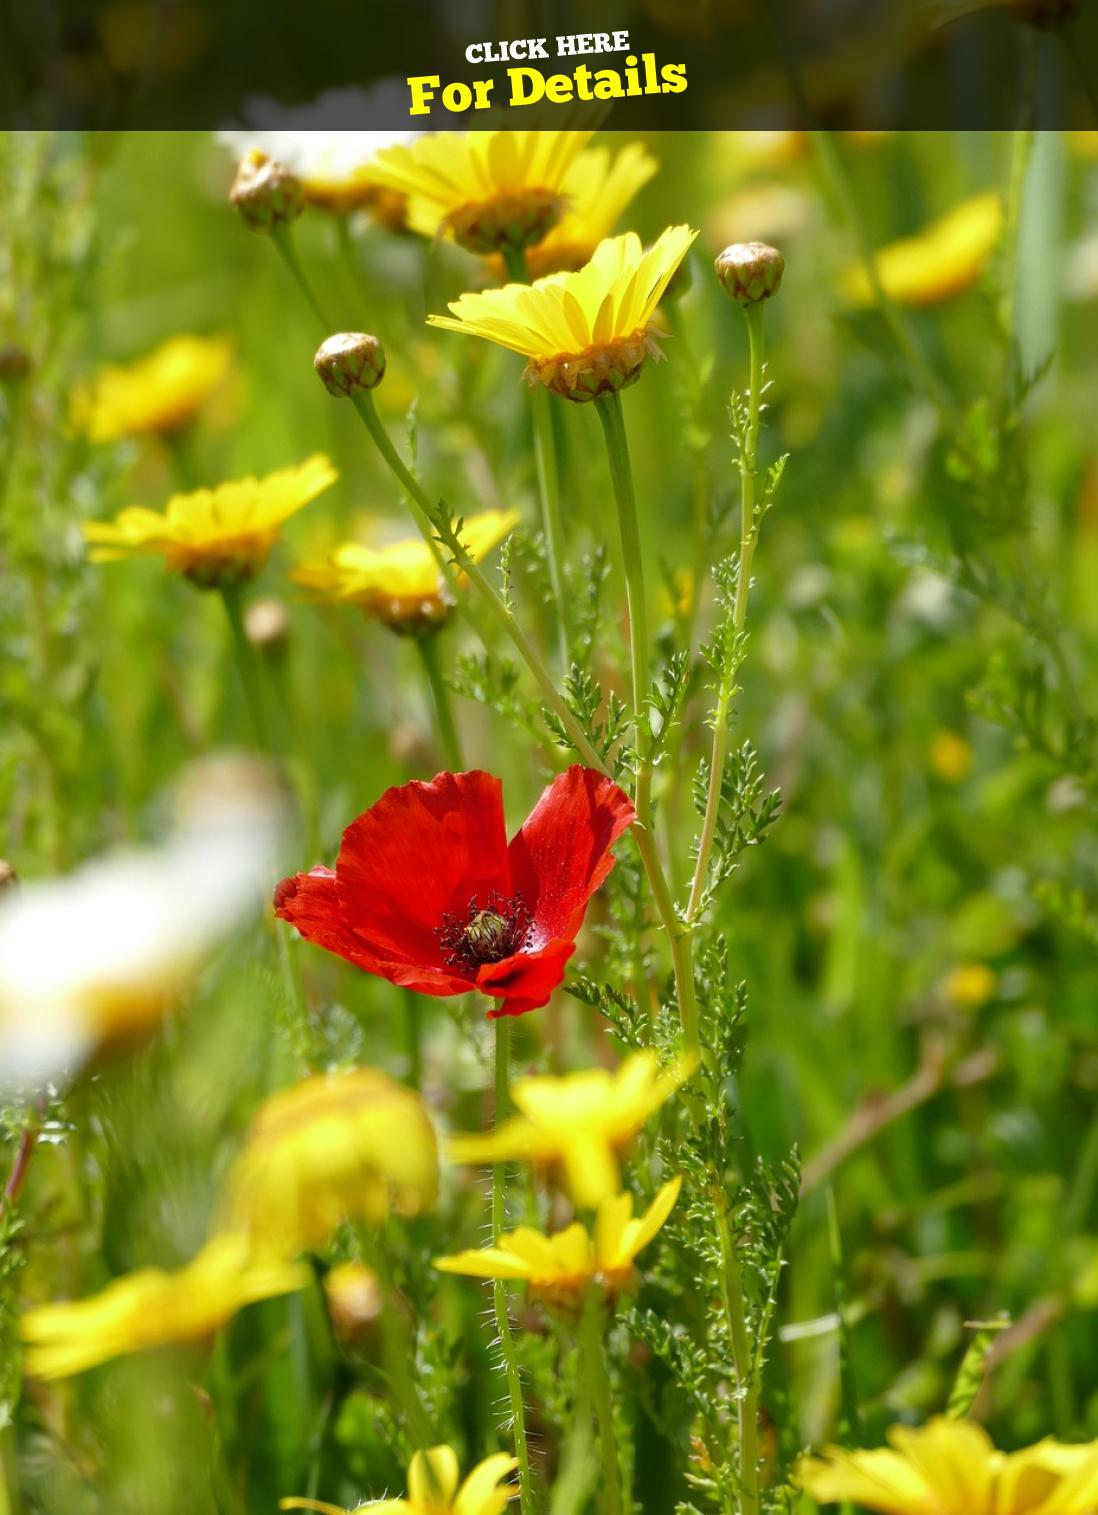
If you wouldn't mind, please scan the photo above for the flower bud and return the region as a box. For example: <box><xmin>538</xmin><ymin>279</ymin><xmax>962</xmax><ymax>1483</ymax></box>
<box><xmin>0</xmin><ymin>860</ymin><xmax>17</xmax><ymax>896</ymax></box>
<box><xmin>1012</xmin><ymin>0</ymin><xmax>1078</xmax><ymax>24</ymax></box>
<box><xmin>314</xmin><ymin>332</ymin><xmax>386</xmax><ymax>397</ymax></box>
<box><xmin>715</xmin><ymin>241</ymin><xmax>785</xmax><ymax>306</ymax></box>
<box><xmin>229</xmin><ymin>150</ymin><xmax>305</xmax><ymax>234</ymax></box>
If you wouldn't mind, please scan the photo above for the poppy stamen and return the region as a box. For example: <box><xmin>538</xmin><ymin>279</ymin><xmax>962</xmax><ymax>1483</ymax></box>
<box><xmin>437</xmin><ymin>891</ymin><xmax>533</xmax><ymax>970</ymax></box>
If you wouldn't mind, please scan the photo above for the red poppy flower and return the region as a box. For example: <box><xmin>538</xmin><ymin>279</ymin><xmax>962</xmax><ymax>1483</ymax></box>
<box><xmin>274</xmin><ymin>766</ymin><xmax>636</xmax><ymax>1017</ymax></box>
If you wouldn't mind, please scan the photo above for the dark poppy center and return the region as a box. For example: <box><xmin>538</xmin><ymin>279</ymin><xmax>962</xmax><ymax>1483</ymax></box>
<box><xmin>437</xmin><ymin>891</ymin><xmax>533</xmax><ymax>971</ymax></box>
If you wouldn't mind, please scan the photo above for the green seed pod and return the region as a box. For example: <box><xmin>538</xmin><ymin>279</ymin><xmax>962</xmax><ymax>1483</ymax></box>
<box><xmin>314</xmin><ymin>332</ymin><xmax>387</xmax><ymax>397</ymax></box>
<box><xmin>229</xmin><ymin>150</ymin><xmax>305</xmax><ymax>234</ymax></box>
<box><xmin>714</xmin><ymin>241</ymin><xmax>785</xmax><ymax>306</ymax></box>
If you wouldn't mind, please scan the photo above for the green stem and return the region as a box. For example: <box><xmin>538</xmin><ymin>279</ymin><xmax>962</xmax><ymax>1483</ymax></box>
<box><xmin>414</xmin><ymin>632</ymin><xmax>463</xmax><ymax>769</ymax></box>
<box><xmin>361</xmin><ymin>1229</ymin><xmax>433</xmax><ymax>1449</ymax></box>
<box><xmin>594</xmin><ymin>391</ymin><xmax>700</xmax><ymax>1058</ymax></box>
<box><xmin>334</xmin><ymin>214</ymin><xmax>373</xmax><ymax>310</ymax></box>
<box><xmin>219</xmin><ymin>583</ymin><xmax>270</xmax><ymax>749</ymax></box>
<box><xmin>271</xmin><ymin>224</ymin><xmax>333</xmax><ymax>332</ymax></box>
<box><xmin>501</xmin><ymin>242</ymin><xmax>571</xmax><ymax>667</ymax></box>
<box><xmin>686</xmin><ymin>303</ymin><xmax>765</xmax><ymax>925</ymax></box>
<box><xmin>492</xmin><ymin>1019</ymin><xmax>534</xmax><ymax>1515</ymax></box>
<box><xmin>714</xmin><ymin>1194</ymin><xmax>760</xmax><ymax>1515</ymax></box>
<box><xmin>402</xmin><ymin>990</ymin><xmax>424</xmax><ymax>1090</ymax></box>
<box><xmin>579</xmin><ymin>1295</ymin><xmax>623</xmax><ymax>1515</ymax></box>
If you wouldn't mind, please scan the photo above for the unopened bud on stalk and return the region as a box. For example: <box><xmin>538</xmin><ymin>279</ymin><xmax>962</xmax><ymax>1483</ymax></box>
<box><xmin>714</xmin><ymin>241</ymin><xmax>785</xmax><ymax>306</ymax></box>
<box><xmin>229</xmin><ymin>150</ymin><xmax>305</xmax><ymax>233</ymax></box>
<box><xmin>313</xmin><ymin>332</ymin><xmax>386</xmax><ymax>396</ymax></box>
<box><xmin>0</xmin><ymin>345</ymin><xmax>32</xmax><ymax>383</ymax></box>
<box><xmin>1011</xmin><ymin>0</ymin><xmax>1078</xmax><ymax>24</ymax></box>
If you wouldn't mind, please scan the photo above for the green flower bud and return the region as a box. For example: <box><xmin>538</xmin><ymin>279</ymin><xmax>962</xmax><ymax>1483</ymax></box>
<box><xmin>715</xmin><ymin>241</ymin><xmax>785</xmax><ymax>306</ymax></box>
<box><xmin>230</xmin><ymin>150</ymin><xmax>305</xmax><ymax>234</ymax></box>
<box><xmin>314</xmin><ymin>332</ymin><xmax>386</xmax><ymax>397</ymax></box>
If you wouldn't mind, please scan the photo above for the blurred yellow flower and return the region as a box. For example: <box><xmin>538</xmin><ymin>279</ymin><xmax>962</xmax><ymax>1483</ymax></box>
<box><xmin>841</xmin><ymin>193</ymin><xmax>1003</xmax><ymax>308</ymax></box>
<box><xmin>428</xmin><ymin>226</ymin><xmax>698</xmax><ymax>403</ymax></box>
<box><xmin>436</xmin><ymin>1177</ymin><xmax>680</xmax><ymax>1308</ymax></box>
<box><xmin>282</xmin><ymin>1445</ymin><xmax>517</xmax><ymax>1515</ymax></box>
<box><xmin>795</xmin><ymin>1415</ymin><xmax>1098</xmax><ymax>1513</ymax></box>
<box><xmin>941</xmin><ymin>962</ymin><xmax>997</xmax><ymax>1010</ymax></box>
<box><xmin>929</xmin><ymin>728</ymin><xmax>974</xmax><ymax>782</ymax></box>
<box><xmin>292</xmin><ymin>507</ymin><xmax>518</xmax><ymax>632</ymax></box>
<box><xmin>323</xmin><ymin>1261</ymin><xmax>382</xmax><ymax>1344</ymax></box>
<box><xmin>370</xmin><ymin>128</ymin><xmax>592</xmax><ymax>255</ymax></box>
<box><xmin>219</xmin><ymin>1068</ymin><xmax>439</xmax><ymax>1257</ymax></box>
<box><xmin>83</xmin><ymin>454</ymin><xmax>337</xmax><ymax>587</ymax></box>
<box><xmin>479</xmin><ymin>141</ymin><xmax>658</xmax><ymax>279</ymax></box>
<box><xmin>21</xmin><ymin>1235</ymin><xmax>306</xmax><ymax>1380</ymax></box>
<box><xmin>448</xmin><ymin>1051</ymin><xmax>693</xmax><ymax>1207</ymax></box>
<box><xmin>71</xmin><ymin>334</ymin><xmax>232</xmax><ymax>442</ymax></box>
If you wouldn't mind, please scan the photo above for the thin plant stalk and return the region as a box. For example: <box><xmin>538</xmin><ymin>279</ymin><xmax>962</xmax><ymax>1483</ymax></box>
<box><xmin>492</xmin><ymin>1018</ymin><xmax>535</xmax><ymax>1515</ymax></box>
<box><xmin>271</xmin><ymin>224</ymin><xmax>333</xmax><ymax>331</ymax></box>
<box><xmin>714</xmin><ymin>1192</ymin><xmax>760</xmax><ymax>1515</ymax></box>
<box><xmin>361</xmin><ymin>1228</ymin><xmax>433</xmax><ymax>1450</ymax></box>
<box><xmin>219</xmin><ymin>582</ymin><xmax>270</xmax><ymax>750</ymax></box>
<box><xmin>501</xmin><ymin>242</ymin><xmax>571</xmax><ymax>666</ymax></box>
<box><xmin>413</xmin><ymin>632</ymin><xmax>463</xmax><ymax>769</ymax></box>
<box><xmin>595</xmin><ymin>390</ymin><xmax>701</xmax><ymax>1056</ymax></box>
<box><xmin>334</xmin><ymin>214</ymin><xmax>373</xmax><ymax>309</ymax></box>
<box><xmin>579</xmin><ymin>1294</ymin><xmax>623</xmax><ymax>1515</ymax></box>
<box><xmin>686</xmin><ymin>302</ymin><xmax>765</xmax><ymax>925</ymax></box>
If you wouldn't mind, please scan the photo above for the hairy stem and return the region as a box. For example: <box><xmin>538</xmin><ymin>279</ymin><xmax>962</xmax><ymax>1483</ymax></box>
<box><xmin>686</xmin><ymin>303</ymin><xmax>765</xmax><ymax>924</ymax></box>
<box><xmin>580</xmin><ymin>1295</ymin><xmax>623</xmax><ymax>1515</ymax></box>
<box><xmin>492</xmin><ymin>1019</ymin><xmax>535</xmax><ymax>1514</ymax></box>
<box><xmin>414</xmin><ymin>632</ymin><xmax>463</xmax><ymax>769</ymax></box>
<box><xmin>714</xmin><ymin>1192</ymin><xmax>760</xmax><ymax>1515</ymax></box>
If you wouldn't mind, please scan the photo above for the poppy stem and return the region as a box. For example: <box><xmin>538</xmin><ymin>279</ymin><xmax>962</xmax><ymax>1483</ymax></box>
<box><xmin>500</xmin><ymin>242</ymin><xmax>571</xmax><ymax>669</ymax></box>
<box><xmin>220</xmin><ymin>583</ymin><xmax>271</xmax><ymax>750</ymax></box>
<box><xmin>413</xmin><ymin>633</ymin><xmax>463</xmax><ymax>769</ymax></box>
<box><xmin>492</xmin><ymin>1018</ymin><xmax>535</xmax><ymax>1514</ymax></box>
<box><xmin>579</xmin><ymin>1293</ymin><xmax>623</xmax><ymax>1515</ymax></box>
<box><xmin>686</xmin><ymin>302</ymin><xmax>765</xmax><ymax>927</ymax></box>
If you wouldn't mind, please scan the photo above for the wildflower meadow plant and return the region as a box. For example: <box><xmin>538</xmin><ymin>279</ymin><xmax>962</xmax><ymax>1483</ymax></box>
<box><xmin>5</xmin><ymin>127</ymin><xmax>1098</xmax><ymax>1515</ymax></box>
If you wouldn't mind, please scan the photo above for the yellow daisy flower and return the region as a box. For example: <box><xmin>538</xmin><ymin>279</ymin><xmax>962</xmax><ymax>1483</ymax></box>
<box><xmin>428</xmin><ymin>225</ymin><xmax>698</xmax><ymax>403</ymax></box>
<box><xmin>795</xmin><ymin>1415</ymin><xmax>1098</xmax><ymax>1513</ymax></box>
<box><xmin>83</xmin><ymin>454</ymin><xmax>337</xmax><ymax>588</ymax></box>
<box><xmin>476</xmin><ymin>141</ymin><xmax>658</xmax><ymax>279</ymax></box>
<box><xmin>447</xmin><ymin>1051</ymin><xmax>693</xmax><ymax>1208</ymax></box>
<box><xmin>436</xmin><ymin>1177</ymin><xmax>680</xmax><ymax>1309</ymax></box>
<box><xmin>368</xmin><ymin>128</ymin><xmax>593</xmax><ymax>254</ymax></box>
<box><xmin>282</xmin><ymin>1445</ymin><xmax>517</xmax><ymax>1515</ymax></box>
<box><xmin>841</xmin><ymin>192</ymin><xmax>1003</xmax><ymax>308</ymax></box>
<box><xmin>292</xmin><ymin>507</ymin><xmax>519</xmax><ymax>633</ymax></box>
<box><xmin>71</xmin><ymin>334</ymin><xmax>232</xmax><ymax>443</ymax></box>
<box><xmin>941</xmin><ymin>962</ymin><xmax>997</xmax><ymax>1010</ymax></box>
<box><xmin>929</xmin><ymin>728</ymin><xmax>974</xmax><ymax>783</ymax></box>
<box><xmin>21</xmin><ymin>1235</ymin><xmax>307</xmax><ymax>1380</ymax></box>
<box><xmin>218</xmin><ymin>1068</ymin><xmax>439</xmax><ymax>1257</ymax></box>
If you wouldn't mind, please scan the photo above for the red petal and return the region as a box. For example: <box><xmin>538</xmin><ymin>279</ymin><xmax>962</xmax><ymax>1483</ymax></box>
<box><xmin>477</xmin><ymin>938</ymin><xmax>577</xmax><ymax>1017</ymax></box>
<box><xmin>336</xmin><ymin>770</ymin><xmax>512</xmax><ymax>970</ymax></box>
<box><xmin>275</xmin><ymin>865</ymin><xmax>474</xmax><ymax>996</ymax></box>
<box><xmin>507</xmin><ymin>767</ymin><xmax>636</xmax><ymax>944</ymax></box>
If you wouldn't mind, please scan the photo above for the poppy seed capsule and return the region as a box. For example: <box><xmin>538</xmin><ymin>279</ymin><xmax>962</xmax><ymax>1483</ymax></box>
<box><xmin>229</xmin><ymin>149</ymin><xmax>305</xmax><ymax>233</ymax></box>
<box><xmin>314</xmin><ymin>332</ymin><xmax>386</xmax><ymax>397</ymax></box>
<box><xmin>715</xmin><ymin>241</ymin><xmax>785</xmax><ymax>306</ymax></box>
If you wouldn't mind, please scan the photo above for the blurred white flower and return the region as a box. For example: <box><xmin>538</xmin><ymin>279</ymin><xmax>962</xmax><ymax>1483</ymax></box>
<box><xmin>0</xmin><ymin>755</ymin><xmax>287</xmax><ymax>1088</ymax></box>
